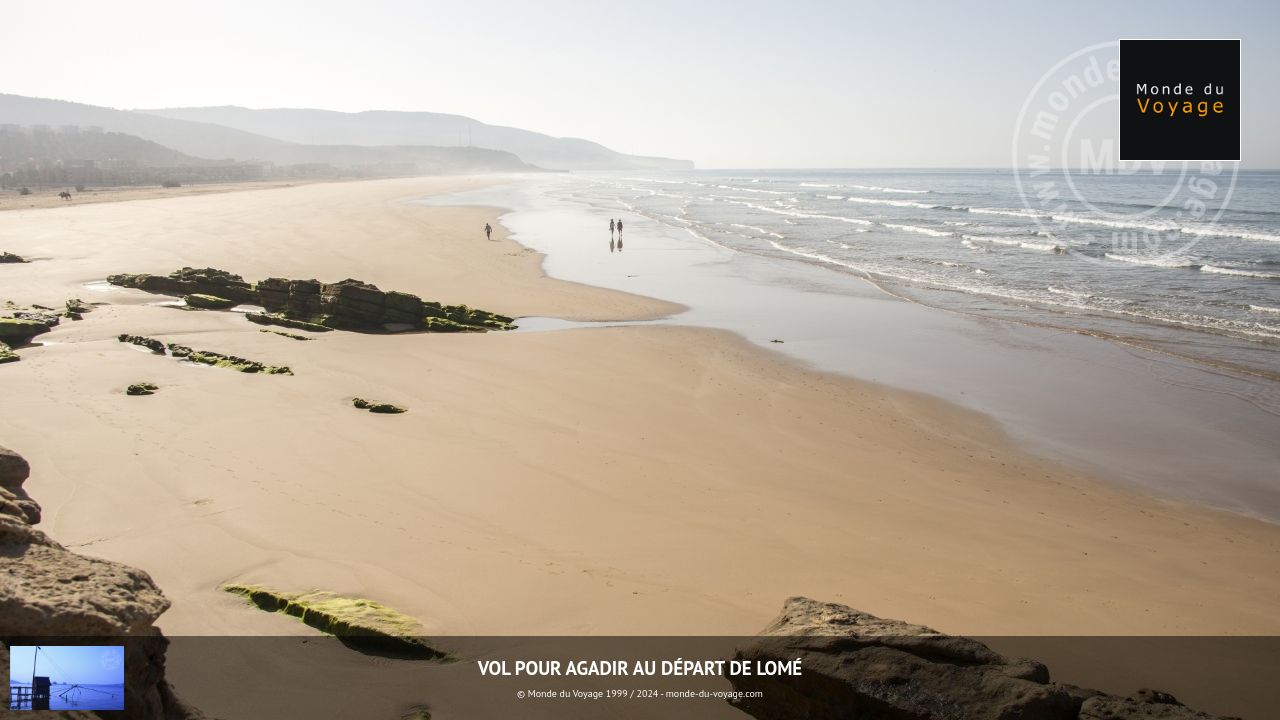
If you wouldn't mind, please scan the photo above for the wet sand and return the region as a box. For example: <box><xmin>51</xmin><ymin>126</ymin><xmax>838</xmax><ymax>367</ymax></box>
<box><xmin>440</xmin><ymin>177</ymin><xmax>1280</xmax><ymax>522</ymax></box>
<box><xmin>0</xmin><ymin>174</ymin><xmax>1277</xmax><ymax>648</ymax></box>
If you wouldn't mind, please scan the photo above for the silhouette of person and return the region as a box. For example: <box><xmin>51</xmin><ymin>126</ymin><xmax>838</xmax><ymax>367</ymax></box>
<box><xmin>609</xmin><ymin>218</ymin><xmax>615</xmax><ymax>238</ymax></box>
<box><xmin>484</xmin><ymin>223</ymin><xmax>492</xmax><ymax>240</ymax></box>
<box><xmin>616</xmin><ymin>218</ymin><xmax>624</xmax><ymax>237</ymax></box>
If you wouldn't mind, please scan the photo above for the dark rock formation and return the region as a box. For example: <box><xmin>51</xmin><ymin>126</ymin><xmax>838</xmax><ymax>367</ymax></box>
<box><xmin>0</xmin><ymin>251</ymin><xmax>27</xmax><ymax>263</ymax></box>
<box><xmin>0</xmin><ymin>340</ymin><xmax>17</xmax><ymax>364</ymax></box>
<box><xmin>127</xmin><ymin>382</ymin><xmax>159</xmax><ymax>396</ymax></box>
<box><xmin>353</xmin><ymin>397</ymin><xmax>408</xmax><ymax>414</ymax></box>
<box><xmin>166</xmin><ymin>343</ymin><xmax>292</xmax><ymax>375</ymax></box>
<box><xmin>107</xmin><ymin>266</ymin><xmax>515</xmax><ymax>333</ymax></box>
<box><xmin>257</xmin><ymin>276</ymin><xmax>514</xmax><ymax>332</ymax></box>
<box><xmin>0</xmin><ymin>445</ymin><xmax>206</xmax><ymax>719</ymax></box>
<box><xmin>118</xmin><ymin>333</ymin><xmax>167</xmax><ymax>354</ymax></box>
<box><xmin>182</xmin><ymin>293</ymin><xmax>237</xmax><ymax>310</ymax></box>
<box><xmin>107</xmin><ymin>267</ymin><xmax>258</xmax><ymax>305</ymax></box>
<box><xmin>727</xmin><ymin>598</ymin><xmax>1239</xmax><ymax>720</ymax></box>
<box><xmin>0</xmin><ymin>317</ymin><xmax>51</xmax><ymax>346</ymax></box>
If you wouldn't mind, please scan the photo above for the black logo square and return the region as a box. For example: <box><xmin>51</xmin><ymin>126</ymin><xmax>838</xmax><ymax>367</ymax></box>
<box><xmin>1120</xmin><ymin>39</ymin><xmax>1240</xmax><ymax>161</ymax></box>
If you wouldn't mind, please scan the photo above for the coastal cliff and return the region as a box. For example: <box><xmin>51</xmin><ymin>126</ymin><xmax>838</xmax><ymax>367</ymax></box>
<box><xmin>0</xmin><ymin>445</ymin><xmax>206</xmax><ymax>720</ymax></box>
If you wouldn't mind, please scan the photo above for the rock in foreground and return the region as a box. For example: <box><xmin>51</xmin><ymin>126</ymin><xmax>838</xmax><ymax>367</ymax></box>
<box><xmin>0</xmin><ymin>444</ymin><xmax>206</xmax><ymax>719</ymax></box>
<box><xmin>221</xmin><ymin>583</ymin><xmax>446</xmax><ymax>659</ymax></box>
<box><xmin>727</xmin><ymin>597</ymin><xmax>1239</xmax><ymax>720</ymax></box>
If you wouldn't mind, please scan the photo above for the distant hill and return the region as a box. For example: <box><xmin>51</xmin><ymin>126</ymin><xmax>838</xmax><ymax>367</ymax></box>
<box><xmin>0</xmin><ymin>94</ymin><xmax>536</xmax><ymax>173</ymax></box>
<box><xmin>1</xmin><ymin>94</ymin><xmax>290</xmax><ymax>162</ymax></box>
<box><xmin>0</xmin><ymin>128</ymin><xmax>202</xmax><ymax>165</ymax></box>
<box><xmin>137</xmin><ymin>106</ymin><xmax>693</xmax><ymax>171</ymax></box>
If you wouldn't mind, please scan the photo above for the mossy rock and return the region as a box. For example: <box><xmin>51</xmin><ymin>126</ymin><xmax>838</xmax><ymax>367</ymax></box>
<box><xmin>353</xmin><ymin>397</ymin><xmax>407</xmax><ymax>414</ymax></box>
<box><xmin>64</xmin><ymin>298</ymin><xmax>92</xmax><ymax>319</ymax></box>
<box><xmin>184</xmin><ymin>293</ymin><xmax>238</xmax><ymax>310</ymax></box>
<box><xmin>422</xmin><ymin>317</ymin><xmax>483</xmax><ymax>333</ymax></box>
<box><xmin>259</xmin><ymin>329</ymin><xmax>312</xmax><ymax>341</ymax></box>
<box><xmin>245</xmin><ymin>312</ymin><xmax>333</xmax><ymax>333</ymax></box>
<box><xmin>118</xmin><ymin>333</ymin><xmax>167</xmax><ymax>354</ymax></box>
<box><xmin>0</xmin><ymin>341</ymin><xmax>17</xmax><ymax>364</ymax></box>
<box><xmin>126</xmin><ymin>382</ymin><xmax>159</xmax><ymax>396</ymax></box>
<box><xmin>0</xmin><ymin>317</ymin><xmax>51</xmax><ymax>345</ymax></box>
<box><xmin>11</xmin><ymin>311</ymin><xmax>59</xmax><ymax>327</ymax></box>
<box><xmin>0</xmin><ymin>251</ymin><xmax>27</xmax><ymax>264</ymax></box>
<box><xmin>222</xmin><ymin>583</ymin><xmax>447</xmax><ymax>660</ymax></box>
<box><xmin>166</xmin><ymin>343</ymin><xmax>292</xmax><ymax>375</ymax></box>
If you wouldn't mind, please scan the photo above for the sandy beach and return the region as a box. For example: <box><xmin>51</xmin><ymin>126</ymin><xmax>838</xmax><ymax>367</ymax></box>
<box><xmin>0</xmin><ymin>180</ymin><xmax>311</xmax><ymax>213</ymax></box>
<box><xmin>1</xmin><ymin>175</ymin><xmax>1278</xmax><ymax>647</ymax></box>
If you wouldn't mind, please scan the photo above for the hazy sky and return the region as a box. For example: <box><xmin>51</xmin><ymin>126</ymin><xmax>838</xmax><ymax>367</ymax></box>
<box><xmin>3</xmin><ymin>0</ymin><xmax>1277</xmax><ymax>167</ymax></box>
<box><xmin>9</xmin><ymin>646</ymin><xmax>124</xmax><ymax>686</ymax></box>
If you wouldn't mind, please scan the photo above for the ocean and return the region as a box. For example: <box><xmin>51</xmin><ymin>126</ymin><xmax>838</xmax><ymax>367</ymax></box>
<box><xmin>8</xmin><ymin>682</ymin><xmax>125</xmax><ymax>711</ymax></box>
<box><xmin>558</xmin><ymin>169</ymin><xmax>1280</xmax><ymax>382</ymax></box>
<box><xmin>423</xmin><ymin>170</ymin><xmax>1280</xmax><ymax>520</ymax></box>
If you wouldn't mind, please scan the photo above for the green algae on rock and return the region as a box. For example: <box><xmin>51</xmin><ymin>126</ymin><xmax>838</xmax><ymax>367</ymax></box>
<box><xmin>0</xmin><ymin>341</ymin><xmax>17</xmax><ymax>364</ymax></box>
<box><xmin>118</xmin><ymin>333</ymin><xmax>167</xmax><ymax>354</ymax></box>
<box><xmin>63</xmin><ymin>297</ymin><xmax>92</xmax><ymax>320</ymax></box>
<box><xmin>0</xmin><ymin>317</ymin><xmax>51</xmax><ymax>346</ymax></box>
<box><xmin>353</xmin><ymin>397</ymin><xmax>408</xmax><ymax>414</ymax></box>
<box><xmin>245</xmin><ymin>312</ymin><xmax>333</xmax><ymax>333</ymax></box>
<box><xmin>166</xmin><ymin>343</ymin><xmax>293</xmax><ymax>375</ymax></box>
<box><xmin>422</xmin><ymin>301</ymin><xmax>515</xmax><ymax>331</ymax></box>
<box><xmin>0</xmin><ymin>251</ymin><xmax>27</xmax><ymax>263</ymax></box>
<box><xmin>127</xmin><ymin>382</ymin><xmax>159</xmax><ymax>396</ymax></box>
<box><xmin>108</xmin><ymin>266</ymin><xmax>259</xmax><ymax>304</ymax></box>
<box><xmin>183</xmin><ymin>293</ymin><xmax>238</xmax><ymax>310</ymax></box>
<box><xmin>221</xmin><ymin>583</ymin><xmax>447</xmax><ymax>659</ymax></box>
<box><xmin>259</xmin><ymin>329</ymin><xmax>313</xmax><ymax>341</ymax></box>
<box><xmin>109</xmin><ymin>266</ymin><xmax>517</xmax><ymax>332</ymax></box>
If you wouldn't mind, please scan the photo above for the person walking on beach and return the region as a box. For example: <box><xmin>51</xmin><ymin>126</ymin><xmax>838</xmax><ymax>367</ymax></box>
<box><xmin>484</xmin><ymin>222</ymin><xmax>492</xmax><ymax>240</ymax></box>
<box><xmin>609</xmin><ymin>218</ymin><xmax>615</xmax><ymax>238</ymax></box>
<box><xmin>616</xmin><ymin>218</ymin><xmax>624</xmax><ymax>238</ymax></box>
